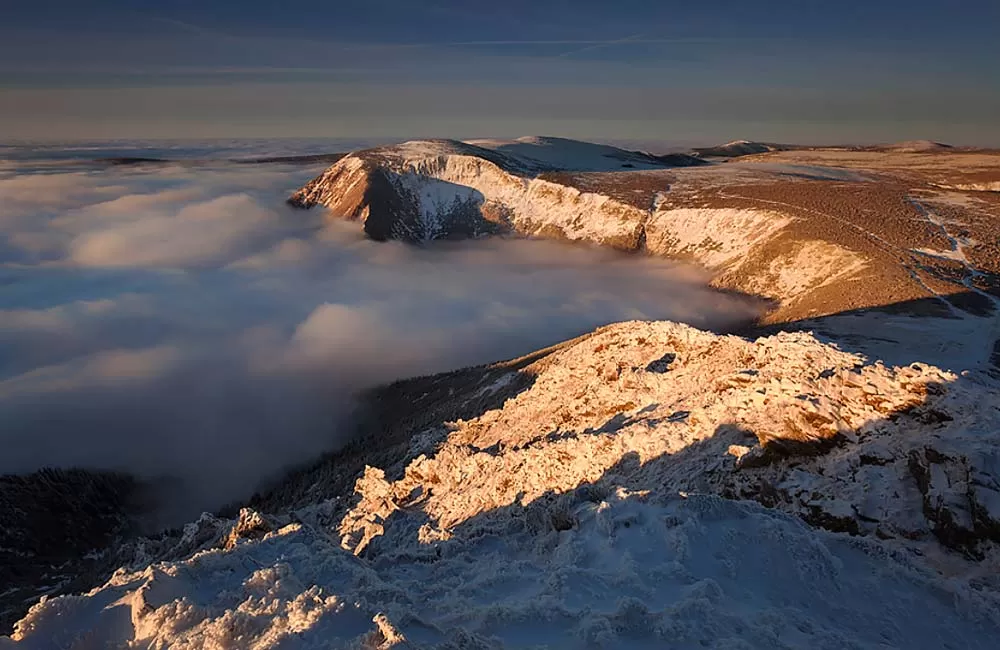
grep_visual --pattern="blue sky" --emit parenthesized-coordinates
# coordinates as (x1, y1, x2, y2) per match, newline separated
(2, 0, 999, 144)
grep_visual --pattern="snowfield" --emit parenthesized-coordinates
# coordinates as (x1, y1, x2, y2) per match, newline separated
(7, 321, 1000, 648)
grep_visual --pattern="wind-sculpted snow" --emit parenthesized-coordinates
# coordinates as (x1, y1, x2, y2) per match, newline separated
(8, 321, 1000, 648)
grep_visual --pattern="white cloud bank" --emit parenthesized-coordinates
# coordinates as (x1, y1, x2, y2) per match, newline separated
(0, 158, 766, 523)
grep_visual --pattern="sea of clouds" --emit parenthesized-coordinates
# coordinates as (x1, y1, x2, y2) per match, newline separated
(0, 150, 766, 522)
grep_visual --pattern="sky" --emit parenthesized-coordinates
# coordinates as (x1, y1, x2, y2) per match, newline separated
(1, 0, 999, 145)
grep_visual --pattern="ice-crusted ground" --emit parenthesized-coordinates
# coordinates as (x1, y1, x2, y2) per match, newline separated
(6, 321, 1000, 648)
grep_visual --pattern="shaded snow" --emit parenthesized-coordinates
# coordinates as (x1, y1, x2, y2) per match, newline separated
(743, 162, 872, 183)
(802, 309, 1000, 378)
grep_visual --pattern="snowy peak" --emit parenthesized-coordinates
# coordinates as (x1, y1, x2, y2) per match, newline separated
(335, 136, 674, 175)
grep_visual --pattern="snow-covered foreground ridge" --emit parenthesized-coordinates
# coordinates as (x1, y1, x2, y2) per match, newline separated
(8, 321, 1000, 648)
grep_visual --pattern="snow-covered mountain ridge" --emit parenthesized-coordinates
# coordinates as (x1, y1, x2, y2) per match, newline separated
(288, 136, 1000, 331)
(7, 321, 1000, 648)
(288, 138, 874, 323)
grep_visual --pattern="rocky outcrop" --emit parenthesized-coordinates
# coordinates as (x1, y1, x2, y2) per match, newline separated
(296, 320, 996, 557)
(908, 445, 1000, 553)
(288, 147, 516, 242)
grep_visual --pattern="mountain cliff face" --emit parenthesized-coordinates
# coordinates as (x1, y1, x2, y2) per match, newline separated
(287, 137, 682, 247)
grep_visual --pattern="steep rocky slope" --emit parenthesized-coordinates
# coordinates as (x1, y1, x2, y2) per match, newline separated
(7, 322, 1000, 648)
(288, 139, 855, 323)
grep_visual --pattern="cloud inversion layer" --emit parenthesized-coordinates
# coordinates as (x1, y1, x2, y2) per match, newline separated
(0, 156, 765, 521)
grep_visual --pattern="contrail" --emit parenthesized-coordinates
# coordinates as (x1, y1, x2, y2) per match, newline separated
(555, 34, 645, 58)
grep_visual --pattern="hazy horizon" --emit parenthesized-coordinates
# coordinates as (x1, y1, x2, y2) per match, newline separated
(3, 0, 999, 145)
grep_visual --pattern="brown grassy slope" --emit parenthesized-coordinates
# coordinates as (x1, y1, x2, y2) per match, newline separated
(541, 152, 1000, 323)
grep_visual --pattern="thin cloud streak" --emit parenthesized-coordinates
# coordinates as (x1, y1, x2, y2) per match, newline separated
(555, 33, 645, 58)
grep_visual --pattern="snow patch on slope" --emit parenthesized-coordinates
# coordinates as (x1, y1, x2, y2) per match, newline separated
(742, 240, 869, 301)
(887, 140, 954, 153)
(644, 207, 792, 268)
(694, 141, 783, 157)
